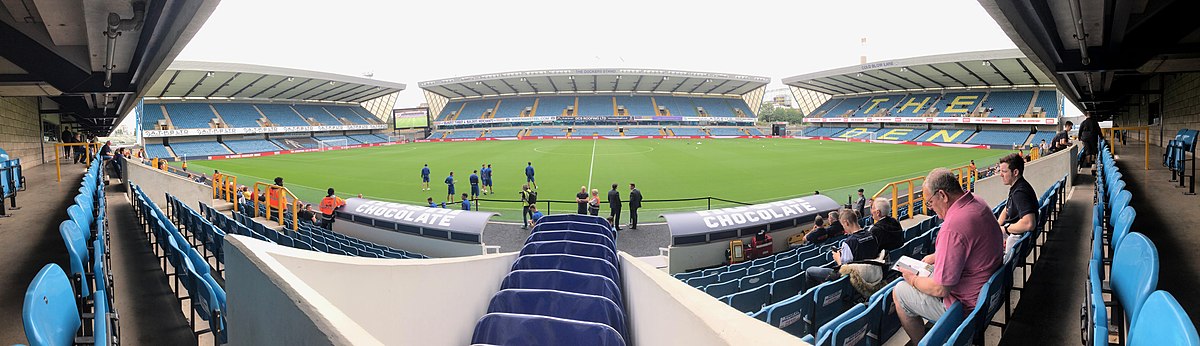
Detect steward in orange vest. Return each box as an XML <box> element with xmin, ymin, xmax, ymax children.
<box><xmin>319</xmin><ymin>187</ymin><xmax>346</xmax><ymax>229</ymax></box>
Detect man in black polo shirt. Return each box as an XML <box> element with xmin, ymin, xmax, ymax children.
<box><xmin>575</xmin><ymin>186</ymin><xmax>589</xmax><ymax>215</ymax></box>
<box><xmin>1051</xmin><ymin>121</ymin><xmax>1073</xmax><ymax>153</ymax></box>
<box><xmin>996</xmin><ymin>153</ymin><xmax>1039</xmax><ymax>260</ymax></box>
<box><xmin>868</xmin><ymin>198</ymin><xmax>904</xmax><ymax>251</ymax></box>
<box><xmin>806</xmin><ymin>209</ymin><xmax>880</xmax><ymax>286</ymax></box>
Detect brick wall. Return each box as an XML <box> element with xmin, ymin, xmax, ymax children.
<box><xmin>0</xmin><ymin>96</ymin><xmax>45</xmax><ymax>169</ymax></box>
<box><xmin>1118</xmin><ymin>72</ymin><xmax>1200</xmax><ymax>146</ymax></box>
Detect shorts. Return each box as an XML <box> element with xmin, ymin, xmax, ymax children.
<box><xmin>482</xmin><ymin>178</ymin><xmax>491</xmax><ymax>186</ymax></box>
<box><xmin>448</xmin><ymin>186</ymin><xmax>455</xmax><ymax>195</ymax></box>
<box><xmin>471</xmin><ymin>185</ymin><xmax>480</xmax><ymax>196</ymax></box>
<box><xmin>422</xmin><ymin>176</ymin><xmax>430</xmax><ymax>182</ymax></box>
<box><xmin>527</xmin><ymin>176</ymin><xmax>535</xmax><ymax>182</ymax></box>
<box><xmin>894</xmin><ymin>281</ymin><xmax>947</xmax><ymax>321</ymax></box>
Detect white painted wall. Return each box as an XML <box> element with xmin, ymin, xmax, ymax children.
<box><xmin>126</xmin><ymin>160</ymin><xmax>212</xmax><ymax>210</ymax></box>
<box><xmin>224</xmin><ymin>235</ymin><xmax>516</xmax><ymax>345</ymax></box>
<box><xmin>620</xmin><ymin>252</ymin><xmax>808</xmax><ymax>345</ymax></box>
<box><xmin>334</xmin><ymin>220</ymin><xmax>484</xmax><ymax>257</ymax></box>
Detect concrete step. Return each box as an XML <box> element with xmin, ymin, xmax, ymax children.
<box><xmin>251</xmin><ymin>216</ymin><xmax>284</xmax><ymax>232</ymax></box>
<box><xmin>211</xmin><ymin>199</ymin><xmax>233</xmax><ymax>212</ymax></box>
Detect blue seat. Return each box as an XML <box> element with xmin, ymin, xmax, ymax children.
<box><xmin>866</xmin><ymin>278</ymin><xmax>904</xmax><ymax>345</ymax></box>
<box><xmin>512</xmin><ymin>254</ymin><xmax>620</xmax><ymax>283</ymax></box>
<box><xmin>22</xmin><ymin>264</ymin><xmax>82</xmax><ymax>346</ymax></box>
<box><xmin>1085</xmin><ymin>260</ymin><xmax>1108</xmax><ymax>346</ymax></box>
<box><xmin>471</xmin><ymin>312</ymin><xmax>625</xmax><ymax>346</ymax></box>
<box><xmin>813</xmin><ymin>303</ymin><xmax>868</xmax><ymax>346</ymax></box>
<box><xmin>772</xmin><ymin>261</ymin><xmax>803</xmax><ymax>283</ymax></box>
<box><xmin>1129</xmin><ymin>291</ymin><xmax>1200</xmax><ymax>345</ymax></box>
<box><xmin>724</xmin><ymin>284</ymin><xmax>771</xmax><ymax>313</ymax></box>
<box><xmin>718</xmin><ymin>267</ymin><xmax>748</xmax><ymax>283</ymax></box>
<box><xmin>1111</xmin><ymin>232</ymin><xmax>1159</xmax><ymax>323</ymax></box>
<box><xmin>768</xmin><ymin>272</ymin><xmax>807</xmax><ymax>304</ymax></box>
<box><xmin>919</xmin><ymin>301</ymin><xmax>965</xmax><ymax>346</ymax></box>
<box><xmin>58</xmin><ymin>220</ymin><xmax>91</xmax><ymax>297</ymax></box>
<box><xmin>94</xmin><ymin>289</ymin><xmax>110</xmax><ymax>346</ymax></box>
<box><xmin>739</xmin><ymin>270</ymin><xmax>772</xmax><ymax>291</ymax></box>
<box><xmin>673</xmin><ymin>269</ymin><xmax>706</xmax><ymax>281</ymax></box>
<box><xmin>527</xmin><ymin>230</ymin><xmax>616</xmax><ymax>252</ymax></box>
<box><xmin>519</xmin><ymin>240</ymin><xmax>617</xmax><ymax>266</ymax></box>
<box><xmin>704</xmin><ymin>280</ymin><xmax>739</xmax><ymax>298</ymax></box>
<box><xmin>686</xmin><ymin>273</ymin><xmax>719</xmax><ymax>288</ymax></box>
<box><xmin>775</xmin><ymin>253</ymin><xmax>800</xmax><ymax>267</ymax></box>
<box><xmin>500</xmin><ymin>270</ymin><xmax>622</xmax><ymax>306</ymax></box>
<box><xmin>811</xmin><ymin>276</ymin><xmax>855</xmax><ymax>330</ymax></box>
<box><xmin>487</xmin><ymin>288</ymin><xmax>627</xmax><ymax>339</ymax></box>
<box><xmin>764</xmin><ymin>288</ymin><xmax>817</xmax><ymax>337</ymax></box>
<box><xmin>748</xmin><ymin>261</ymin><xmax>774</xmax><ymax>276</ymax></box>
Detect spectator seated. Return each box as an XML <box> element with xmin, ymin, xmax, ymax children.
<box><xmin>981</xmin><ymin>91</ymin><xmax>1034</xmax><ymax>117</ymax></box>
<box><xmin>164</xmin><ymin>103</ymin><xmax>218</xmax><ymax>129</ymax></box>
<box><xmin>966</xmin><ymin>130</ymin><xmax>1032</xmax><ymax>146</ymax></box>
<box><xmin>255</xmin><ymin>104</ymin><xmax>311</xmax><ymax>126</ymax></box>
<box><xmin>1029</xmin><ymin>131</ymin><xmax>1057</xmax><ymax>148</ymax></box>
<box><xmin>211</xmin><ymin>103</ymin><xmax>265</xmax><ymax>128</ymax></box>
<box><xmin>223</xmin><ymin>139</ymin><xmax>282</xmax><ymax>154</ymax></box>
<box><xmin>169</xmin><ymin>141</ymin><xmax>232</xmax><ymax>157</ymax></box>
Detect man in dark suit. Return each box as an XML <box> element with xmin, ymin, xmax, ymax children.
<box><xmin>608</xmin><ymin>183</ymin><xmax>622</xmax><ymax>230</ymax></box>
<box><xmin>628</xmin><ymin>183</ymin><xmax>642</xmax><ymax>229</ymax></box>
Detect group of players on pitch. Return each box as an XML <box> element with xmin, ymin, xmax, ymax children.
<box><xmin>420</xmin><ymin>162</ymin><xmax>538</xmax><ymax>211</ymax></box>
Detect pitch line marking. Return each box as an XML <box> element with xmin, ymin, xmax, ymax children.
<box><xmin>587</xmin><ymin>138</ymin><xmax>598</xmax><ymax>190</ymax></box>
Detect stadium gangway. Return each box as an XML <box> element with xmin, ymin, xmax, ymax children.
<box><xmin>251</xmin><ymin>182</ymin><xmax>301</xmax><ymax>232</ymax></box>
<box><xmin>872</xmin><ymin>163</ymin><xmax>975</xmax><ymax>220</ymax></box>
<box><xmin>1100</xmin><ymin>126</ymin><xmax>1153</xmax><ymax>170</ymax></box>
<box><xmin>53</xmin><ymin>142</ymin><xmax>104</xmax><ymax>182</ymax></box>
<box><xmin>211</xmin><ymin>173</ymin><xmax>238</xmax><ymax>212</ymax></box>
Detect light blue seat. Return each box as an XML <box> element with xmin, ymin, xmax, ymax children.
<box><xmin>1085</xmin><ymin>260</ymin><xmax>1108</xmax><ymax>346</ymax></box>
<box><xmin>513</xmin><ymin>253</ymin><xmax>620</xmax><ymax>284</ymax></box>
<box><xmin>487</xmin><ymin>288</ymin><xmax>627</xmax><ymax>339</ymax></box>
<box><xmin>1111</xmin><ymin>232</ymin><xmax>1159</xmax><ymax>324</ymax></box>
<box><xmin>1129</xmin><ymin>291</ymin><xmax>1200</xmax><ymax>345</ymax></box>
<box><xmin>919</xmin><ymin>301</ymin><xmax>964</xmax><ymax>346</ymax></box>
<box><xmin>471</xmin><ymin>312</ymin><xmax>625</xmax><ymax>346</ymax></box>
<box><xmin>704</xmin><ymin>280</ymin><xmax>739</xmax><ymax>298</ymax></box>
<box><xmin>500</xmin><ymin>269</ymin><xmax>621</xmax><ymax>306</ymax></box>
<box><xmin>673</xmin><ymin>269</ymin><xmax>706</xmax><ymax>281</ymax></box>
<box><xmin>58</xmin><ymin>220</ymin><xmax>91</xmax><ymax>297</ymax></box>
<box><xmin>866</xmin><ymin>278</ymin><xmax>904</xmax><ymax>345</ymax></box>
<box><xmin>22</xmin><ymin>264</ymin><xmax>81</xmax><ymax>346</ymax></box>
<box><xmin>724</xmin><ymin>284</ymin><xmax>771</xmax><ymax>313</ymax></box>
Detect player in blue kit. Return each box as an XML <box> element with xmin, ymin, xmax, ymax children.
<box><xmin>445</xmin><ymin>171</ymin><xmax>455</xmax><ymax>203</ymax></box>
<box><xmin>525</xmin><ymin>162</ymin><xmax>536</xmax><ymax>189</ymax></box>
<box><xmin>469</xmin><ymin>170</ymin><xmax>481</xmax><ymax>199</ymax></box>
<box><xmin>480</xmin><ymin>164</ymin><xmax>491</xmax><ymax>195</ymax></box>
<box><xmin>421</xmin><ymin>164</ymin><xmax>431</xmax><ymax>191</ymax></box>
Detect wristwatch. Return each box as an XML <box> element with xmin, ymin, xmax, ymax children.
<box><xmin>1003</xmin><ymin>224</ymin><xmax>1010</xmax><ymax>234</ymax></box>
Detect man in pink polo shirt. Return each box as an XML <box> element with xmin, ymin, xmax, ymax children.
<box><xmin>894</xmin><ymin>168</ymin><xmax>1003</xmax><ymax>343</ymax></box>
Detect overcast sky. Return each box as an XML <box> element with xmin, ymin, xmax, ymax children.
<box><xmin>176</xmin><ymin>1</ymin><xmax>1028</xmax><ymax>103</ymax></box>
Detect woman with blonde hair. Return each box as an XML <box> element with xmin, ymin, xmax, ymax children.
<box><xmin>587</xmin><ymin>189</ymin><xmax>601</xmax><ymax>216</ymax></box>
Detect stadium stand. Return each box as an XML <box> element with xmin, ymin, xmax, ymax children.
<box><xmin>577</xmin><ymin>96</ymin><xmax>614</xmax><ymax>116</ymax></box>
<box><xmin>1028</xmin><ymin>131</ymin><xmax>1057</xmax><ymax>147</ymax></box>
<box><xmin>655</xmin><ymin>96</ymin><xmax>697</xmax><ymax>116</ymax></box>
<box><xmin>708</xmin><ymin>127</ymin><xmax>744</xmax><ymax>136</ymax></box>
<box><xmin>936</xmin><ymin>92</ymin><xmax>987</xmax><ymax>116</ymax></box>
<box><xmin>472</xmin><ymin>215</ymin><xmax>626</xmax><ymax>345</ymax></box>
<box><xmin>980</xmin><ymin>91</ymin><xmax>1034</xmax><ymax>117</ymax></box>
<box><xmin>729</xmin><ymin>99</ymin><xmax>756</xmax><ymax>117</ymax></box>
<box><xmin>672</xmin><ymin>127</ymin><xmax>707</xmax><ymax>136</ymax></box>
<box><xmin>529</xmin><ymin>127</ymin><xmax>568</xmax><ymax>137</ymax></box>
<box><xmin>1032</xmin><ymin>91</ymin><xmax>1059</xmax><ymax>117</ymax></box>
<box><xmin>142</xmin><ymin>104</ymin><xmax>168</xmax><ymax>130</ymax></box>
<box><xmin>917</xmin><ymin>128</ymin><xmax>975</xmax><ymax>143</ymax></box>
<box><xmin>573</xmin><ymin>128</ymin><xmax>620</xmax><ymax>137</ymax></box>
<box><xmin>484</xmin><ymin>129</ymin><xmax>522</xmax><ymax>138</ymax></box>
<box><xmin>823</xmin><ymin>97</ymin><xmax>869</xmax><ymax>118</ymax></box>
<box><xmin>314</xmin><ymin>135</ymin><xmax>357</xmax><ymax>145</ymax></box>
<box><xmin>211</xmin><ymin>103</ymin><xmax>264</xmax><ymax>128</ymax></box>
<box><xmin>535</xmin><ymin>97</ymin><xmax>574</xmax><ymax>117</ymax></box>
<box><xmin>832</xmin><ymin>127</ymin><xmax>879</xmax><ymax>139</ymax></box>
<box><xmin>457</xmin><ymin>100</ymin><xmax>495</xmax><ymax>120</ymax></box>
<box><xmin>494</xmin><ymin>97</ymin><xmax>536</xmax><ymax>118</ymax></box>
<box><xmin>271</xmin><ymin>137</ymin><xmax>319</xmax><ymax>150</ymax></box>
<box><xmin>623</xmin><ymin>127</ymin><xmax>661</xmax><ymax>136</ymax></box>
<box><xmin>614</xmin><ymin>96</ymin><xmax>655</xmax><ymax>116</ymax></box>
<box><xmin>965</xmin><ymin>130</ymin><xmax>1032</xmax><ymax>146</ymax></box>
<box><xmin>294</xmin><ymin>105</ymin><xmax>343</xmax><ymax>126</ymax></box>
<box><xmin>325</xmin><ymin>106</ymin><xmax>369</xmax><ymax>125</ymax></box>
<box><xmin>802</xmin><ymin>127</ymin><xmax>847</xmax><ymax>137</ymax></box>
<box><xmin>144</xmin><ymin>144</ymin><xmax>173</xmax><ymax>158</ymax></box>
<box><xmin>222</xmin><ymin>140</ymin><xmax>282</xmax><ymax>154</ymax></box>
<box><xmin>438</xmin><ymin>100</ymin><xmax>465</xmax><ymax>120</ymax></box>
<box><xmin>23</xmin><ymin>159</ymin><xmax>117</xmax><ymax>346</ymax></box>
<box><xmin>892</xmin><ymin>93</ymin><xmax>941</xmax><ymax>116</ymax></box>
<box><xmin>853</xmin><ymin>94</ymin><xmax>906</xmax><ymax>117</ymax></box>
<box><xmin>169</xmin><ymin>141</ymin><xmax>232</xmax><ymax>157</ymax></box>
<box><xmin>164</xmin><ymin>103</ymin><xmax>218</xmax><ymax>129</ymax></box>
<box><xmin>808</xmin><ymin>98</ymin><xmax>844</xmax><ymax>118</ymax></box>
<box><xmin>873</xmin><ymin>128</ymin><xmax>928</xmax><ymax>142</ymax></box>
<box><xmin>255</xmin><ymin>104</ymin><xmax>311</xmax><ymax>126</ymax></box>
<box><xmin>446</xmin><ymin>131</ymin><xmax>483</xmax><ymax>139</ymax></box>
<box><xmin>747</xmin><ymin>128</ymin><xmax>767</xmax><ymax>136</ymax></box>
<box><xmin>692</xmin><ymin>98</ymin><xmax>736</xmax><ymax>117</ymax></box>
<box><xmin>348</xmin><ymin>134</ymin><xmax>388</xmax><ymax>144</ymax></box>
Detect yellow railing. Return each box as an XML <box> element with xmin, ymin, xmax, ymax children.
<box><xmin>252</xmin><ymin>182</ymin><xmax>300</xmax><ymax>232</ymax></box>
<box><xmin>872</xmin><ymin>164</ymin><xmax>975</xmax><ymax>219</ymax></box>
<box><xmin>1101</xmin><ymin>126</ymin><xmax>1151</xmax><ymax>170</ymax></box>
<box><xmin>212</xmin><ymin>173</ymin><xmax>239</xmax><ymax>212</ymax></box>
<box><xmin>53</xmin><ymin>142</ymin><xmax>104</xmax><ymax>182</ymax></box>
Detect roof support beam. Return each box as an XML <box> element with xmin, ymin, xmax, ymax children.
<box><xmin>206</xmin><ymin>72</ymin><xmax>241</xmax><ymax>98</ymax></box>
<box><xmin>953</xmin><ymin>62</ymin><xmax>991</xmax><ymax>86</ymax></box>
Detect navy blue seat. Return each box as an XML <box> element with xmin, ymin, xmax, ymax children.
<box><xmin>487</xmin><ymin>288</ymin><xmax>627</xmax><ymax>339</ymax></box>
<box><xmin>471</xmin><ymin>312</ymin><xmax>625</xmax><ymax>346</ymax></box>
<box><xmin>811</xmin><ymin>276</ymin><xmax>856</xmax><ymax>330</ymax></box>
<box><xmin>724</xmin><ymin>284</ymin><xmax>771</xmax><ymax>313</ymax></box>
<box><xmin>686</xmin><ymin>273</ymin><xmax>719</xmax><ymax>288</ymax></box>
<box><xmin>763</xmin><ymin>286</ymin><xmax>817</xmax><ymax>337</ymax></box>
<box><xmin>739</xmin><ymin>270</ymin><xmax>772</xmax><ymax>291</ymax></box>
<box><xmin>22</xmin><ymin>264</ymin><xmax>82</xmax><ymax>346</ymax></box>
<box><xmin>527</xmin><ymin>230</ymin><xmax>616</xmax><ymax>252</ymax></box>
<box><xmin>704</xmin><ymin>280</ymin><xmax>739</xmax><ymax>298</ymax></box>
<box><xmin>519</xmin><ymin>240</ymin><xmax>617</xmax><ymax>266</ymax></box>
<box><xmin>813</xmin><ymin>303</ymin><xmax>868</xmax><ymax>346</ymax></box>
<box><xmin>500</xmin><ymin>269</ymin><xmax>622</xmax><ymax>306</ymax></box>
<box><xmin>511</xmin><ymin>254</ymin><xmax>620</xmax><ymax>284</ymax></box>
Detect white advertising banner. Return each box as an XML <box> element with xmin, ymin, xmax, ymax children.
<box><xmin>143</xmin><ymin>124</ymin><xmax>388</xmax><ymax>138</ymax></box>
<box><xmin>804</xmin><ymin>117</ymin><xmax>1058</xmax><ymax>125</ymax></box>
<box><xmin>434</xmin><ymin>116</ymin><xmax>557</xmax><ymax>126</ymax></box>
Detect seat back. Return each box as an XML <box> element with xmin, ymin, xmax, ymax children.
<box><xmin>1112</xmin><ymin>232</ymin><xmax>1159</xmax><ymax>322</ymax></box>
<box><xmin>725</xmin><ymin>284</ymin><xmax>772</xmax><ymax>313</ymax></box>
<box><xmin>919</xmin><ymin>301</ymin><xmax>965</xmax><ymax>346</ymax></box>
<box><xmin>686</xmin><ymin>273</ymin><xmax>719</xmax><ymax>288</ymax></box>
<box><xmin>471</xmin><ymin>312</ymin><xmax>625</xmax><ymax>346</ymax></box>
<box><xmin>718</xmin><ymin>267</ymin><xmax>748</xmax><ymax>283</ymax></box>
<box><xmin>769</xmin><ymin>272</ymin><xmax>807</xmax><ymax>304</ymax></box>
<box><xmin>704</xmin><ymin>280</ymin><xmax>739</xmax><ymax>298</ymax></box>
<box><xmin>512</xmin><ymin>254</ymin><xmax>620</xmax><ymax>283</ymax></box>
<box><xmin>22</xmin><ymin>264</ymin><xmax>82</xmax><ymax>346</ymax></box>
<box><xmin>1129</xmin><ymin>291</ymin><xmax>1200</xmax><ymax>346</ymax></box>
<box><xmin>811</xmin><ymin>276</ymin><xmax>855</xmax><ymax>331</ymax></box>
<box><xmin>739</xmin><ymin>269</ymin><xmax>772</xmax><ymax>291</ymax></box>
<box><xmin>487</xmin><ymin>288</ymin><xmax>627</xmax><ymax>339</ymax></box>
<box><xmin>772</xmin><ymin>260</ymin><xmax>803</xmax><ymax>283</ymax></box>
<box><xmin>500</xmin><ymin>269</ymin><xmax>622</xmax><ymax>305</ymax></box>
<box><xmin>765</xmin><ymin>289</ymin><xmax>817</xmax><ymax>337</ymax></box>
<box><xmin>1110</xmin><ymin>206</ymin><xmax>1135</xmax><ymax>250</ymax></box>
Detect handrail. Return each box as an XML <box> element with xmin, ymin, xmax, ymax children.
<box><xmin>212</xmin><ymin>173</ymin><xmax>238</xmax><ymax>212</ymax></box>
<box><xmin>53</xmin><ymin>142</ymin><xmax>104</xmax><ymax>182</ymax></box>
<box><xmin>872</xmin><ymin>164</ymin><xmax>975</xmax><ymax>219</ymax></box>
<box><xmin>252</xmin><ymin>182</ymin><xmax>300</xmax><ymax>232</ymax></box>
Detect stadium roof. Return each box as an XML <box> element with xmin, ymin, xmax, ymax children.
<box><xmin>419</xmin><ymin>68</ymin><xmax>769</xmax><ymax>100</ymax></box>
<box><xmin>783</xmin><ymin>49</ymin><xmax>1056</xmax><ymax>96</ymax></box>
<box><xmin>145</xmin><ymin>61</ymin><xmax>406</xmax><ymax>104</ymax></box>
<box><xmin>0</xmin><ymin>0</ymin><xmax>219</xmax><ymax>134</ymax></box>
<box><xmin>981</xmin><ymin>0</ymin><xmax>1200</xmax><ymax>114</ymax></box>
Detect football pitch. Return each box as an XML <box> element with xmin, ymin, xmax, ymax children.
<box><xmin>183</xmin><ymin>139</ymin><xmax>1012</xmax><ymax>222</ymax></box>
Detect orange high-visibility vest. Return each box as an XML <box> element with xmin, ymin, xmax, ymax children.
<box><xmin>268</xmin><ymin>186</ymin><xmax>285</xmax><ymax>209</ymax></box>
<box><xmin>319</xmin><ymin>196</ymin><xmax>345</xmax><ymax>216</ymax></box>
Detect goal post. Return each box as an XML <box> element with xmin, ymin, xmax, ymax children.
<box><xmin>387</xmin><ymin>134</ymin><xmax>406</xmax><ymax>143</ymax></box>
<box><xmin>317</xmin><ymin>138</ymin><xmax>348</xmax><ymax>151</ymax></box>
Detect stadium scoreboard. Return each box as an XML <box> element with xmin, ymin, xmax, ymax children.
<box><xmin>393</xmin><ymin>107</ymin><xmax>430</xmax><ymax>129</ymax></box>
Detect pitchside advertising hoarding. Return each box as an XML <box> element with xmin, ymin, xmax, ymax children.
<box><xmin>336</xmin><ymin>198</ymin><xmax>496</xmax><ymax>242</ymax></box>
<box><xmin>393</xmin><ymin>107</ymin><xmax>430</xmax><ymax>129</ymax></box>
<box><xmin>662</xmin><ymin>195</ymin><xmax>841</xmax><ymax>245</ymax></box>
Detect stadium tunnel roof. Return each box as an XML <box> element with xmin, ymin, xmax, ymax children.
<box><xmin>146</xmin><ymin>61</ymin><xmax>406</xmax><ymax>104</ymax></box>
<box><xmin>0</xmin><ymin>0</ymin><xmax>219</xmax><ymax>134</ymax></box>
<box><xmin>419</xmin><ymin>68</ymin><xmax>769</xmax><ymax>100</ymax></box>
<box><xmin>783</xmin><ymin>49</ymin><xmax>1057</xmax><ymax>96</ymax></box>
<box><xmin>980</xmin><ymin>0</ymin><xmax>1200</xmax><ymax>114</ymax></box>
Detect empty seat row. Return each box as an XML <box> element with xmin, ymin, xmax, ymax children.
<box><xmin>0</xmin><ymin>147</ymin><xmax>25</xmax><ymax>216</ymax></box>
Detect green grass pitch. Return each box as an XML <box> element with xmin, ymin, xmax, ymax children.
<box><xmin>182</xmin><ymin>139</ymin><xmax>1011</xmax><ymax>222</ymax></box>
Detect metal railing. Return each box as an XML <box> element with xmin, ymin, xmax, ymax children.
<box><xmin>872</xmin><ymin>164</ymin><xmax>975</xmax><ymax>219</ymax></box>
<box><xmin>212</xmin><ymin>173</ymin><xmax>238</xmax><ymax>212</ymax></box>
<box><xmin>252</xmin><ymin>182</ymin><xmax>300</xmax><ymax>231</ymax></box>
<box><xmin>471</xmin><ymin>195</ymin><xmax>753</xmax><ymax>215</ymax></box>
